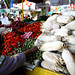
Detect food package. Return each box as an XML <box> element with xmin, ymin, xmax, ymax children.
<box><xmin>64</xmin><ymin>35</ymin><xmax>75</xmax><ymax>45</ymax></box>
<box><xmin>62</xmin><ymin>49</ymin><xmax>75</xmax><ymax>75</ymax></box>
<box><xmin>57</xmin><ymin>15</ymin><xmax>74</xmax><ymax>24</ymax></box>
<box><xmin>68</xmin><ymin>45</ymin><xmax>75</xmax><ymax>53</ymax></box>
<box><xmin>62</xmin><ymin>10</ymin><xmax>75</xmax><ymax>17</ymax></box>
<box><xmin>40</xmin><ymin>41</ymin><xmax>64</xmax><ymax>51</ymax></box>
<box><xmin>37</xmin><ymin>34</ymin><xmax>61</xmax><ymax>42</ymax></box>
<box><xmin>65</xmin><ymin>20</ymin><xmax>75</xmax><ymax>30</ymax></box>
<box><xmin>42</xmin><ymin>52</ymin><xmax>64</xmax><ymax>65</ymax></box>
<box><xmin>72</xmin><ymin>31</ymin><xmax>75</xmax><ymax>35</ymax></box>
<box><xmin>41</xmin><ymin>61</ymin><xmax>68</xmax><ymax>74</ymax></box>
<box><xmin>51</xmin><ymin>27</ymin><xmax>69</xmax><ymax>37</ymax></box>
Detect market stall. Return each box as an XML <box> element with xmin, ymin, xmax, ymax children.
<box><xmin>0</xmin><ymin>0</ymin><xmax>75</xmax><ymax>75</ymax></box>
<box><xmin>0</xmin><ymin>9</ymin><xmax>75</xmax><ymax>75</ymax></box>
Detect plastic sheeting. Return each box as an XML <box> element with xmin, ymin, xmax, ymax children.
<box><xmin>50</xmin><ymin>0</ymin><xmax>69</xmax><ymax>6</ymax></box>
<box><xmin>50</xmin><ymin>0</ymin><xmax>75</xmax><ymax>6</ymax></box>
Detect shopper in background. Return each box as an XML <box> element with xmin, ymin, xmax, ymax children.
<box><xmin>15</xmin><ymin>15</ymin><xmax>21</xmax><ymax>21</ymax></box>
<box><xmin>27</xmin><ymin>14</ymin><xmax>30</xmax><ymax>19</ymax></box>
<box><xmin>8</xmin><ymin>16</ymin><xmax>14</xmax><ymax>22</ymax></box>
<box><xmin>1</xmin><ymin>13</ymin><xmax>10</xmax><ymax>25</ymax></box>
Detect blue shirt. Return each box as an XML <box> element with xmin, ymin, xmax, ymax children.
<box><xmin>0</xmin><ymin>53</ymin><xmax>26</xmax><ymax>75</ymax></box>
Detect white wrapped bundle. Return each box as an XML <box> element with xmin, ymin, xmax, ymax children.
<box><xmin>40</xmin><ymin>29</ymin><xmax>50</xmax><ymax>33</ymax></box>
<box><xmin>40</xmin><ymin>41</ymin><xmax>64</xmax><ymax>51</ymax></box>
<box><xmin>34</xmin><ymin>39</ymin><xmax>44</xmax><ymax>49</ymax></box>
<box><xmin>52</xmin><ymin>23</ymin><xmax>60</xmax><ymax>30</ymax></box>
<box><xmin>42</xmin><ymin>20</ymin><xmax>61</xmax><ymax>31</ymax></box>
<box><xmin>62</xmin><ymin>11</ymin><xmax>75</xmax><ymax>17</ymax></box>
<box><xmin>37</xmin><ymin>33</ymin><xmax>61</xmax><ymax>42</ymax></box>
<box><xmin>57</xmin><ymin>15</ymin><xmax>74</xmax><ymax>24</ymax></box>
<box><xmin>64</xmin><ymin>35</ymin><xmax>75</xmax><ymax>45</ymax></box>
<box><xmin>46</xmin><ymin>14</ymin><xmax>58</xmax><ymax>22</ymax></box>
<box><xmin>42</xmin><ymin>52</ymin><xmax>64</xmax><ymax>65</ymax></box>
<box><xmin>52</xmin><ymin>27</ymin><xmax>69</xmax><ymax>37</ymax></box>
<box><xmin>41</xmin><ymin>23</ymin><xmax>60</xmax><ymax>33</ymax></box>
<box><xmin>68</xmin><ymin>45</ymin><xmax>75</xmax><ymax>53</ymax></box>
<box><xmin>41</xmin><ymin>21</ymin><xmax>53</xmax><ymax>31</ymax></box>
<box><xmin>65</xmin><ymin>21</ymin><xmax>75</xmax><ymax>30</ymax></box>
<box><xmin>41</xmin><ymin>15</ymin><xmax>59</xmax><ymax>32</ymax></box>
<box><xmin>62</xmin><ymin>49</ymin><xmax>75</xmax><ymax>75</ymax></box>
<box><xmin>72</xmin><ymin>31</ymin><xmax>75</xmax><ymax>35</ymax></box>
<box><xmin>41</xmin><ymin>61</ymin><xmax>50</xmax><ymax>70</ymax></box>
<box><xmin>41</xmin><ymin>61</ymin><xmax>68</xmax><ymax>73</ymax></box>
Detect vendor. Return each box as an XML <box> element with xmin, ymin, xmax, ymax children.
<box><xmin>0</xmin><ymin>38</ymin><xmax>39</xmax><ymax>75</ymax></box>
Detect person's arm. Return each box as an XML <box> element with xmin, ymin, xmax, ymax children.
<box><xmin>0</xmin><ymin>46</ymin><xmax>39</xmax><ymax>75</ymax></box>
<box><xmin>24</xmin><ymin>46</ymin><xmax>39</xmax><ymax>59</ymax></box>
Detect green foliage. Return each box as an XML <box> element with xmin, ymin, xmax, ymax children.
<box><xmin>26</xmin><ymin>50</ymin><xmax>43</xmax><ymax>65</ymax></box>
<box><xmin>22</xmin><ymin>38</ymin><xmax>36</xmax><ymax>51</ymax></box>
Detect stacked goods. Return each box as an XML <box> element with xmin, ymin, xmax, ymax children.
<box><xmin>34</xmin><ymin>13</ymin><xmax>75</xmax><ymax>75</ymax></box>
<box><xmin>40</xmin><ymin>15</ymin><xmax>64</xmax><ymax>33</ymax></box>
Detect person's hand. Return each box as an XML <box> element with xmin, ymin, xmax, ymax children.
<box><xmin>24</xmin><ymin>46</ymin><xmax>39</xmax><ymax>59</ymax></box>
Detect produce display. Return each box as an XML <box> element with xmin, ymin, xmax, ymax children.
<box><xmin>9</xmin><ymin>21</ymin><xmax>28</xmax><ymax>32</ymax></box>
<box><xmin>26</xmin><ymin>50</ymin><xmax>43</xmax><ymax>65</ymax></box>
<box><xmin>62</xmin><ymin>49</ymin><xmax>75</xmax><ymax>75</ymax></box>
<box><xmin>34</xmin><ymin>12</ymin><xmax>75</xmax><ymax>75</ymax></box>
<box><xmin>1</xmin><ymin>21</ymin><xmax>43</xmax><ymax>65</ymax></box>
<box><xmin>2</xmin><ymin>32</ymin><xmax>25</xmax><ymax>56</ymax></box>
<box><xmin>14</xmin><ymin>38</ymin><xmax>43</xmax><ymax>65</ymax></box>
<box><xmin>18</xmin><ymin>22</ymin><xmax>42</xmax><ymax>38</ymax></box>
<box><xmin>1</xmin><ymin>10</ymin><xmax>75</xmax><ymax>75</ymax></box>
<box><xmin>2</xmin><ymin>33</ymin><xmax>43</xmax><ymax>64</ymax></box>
